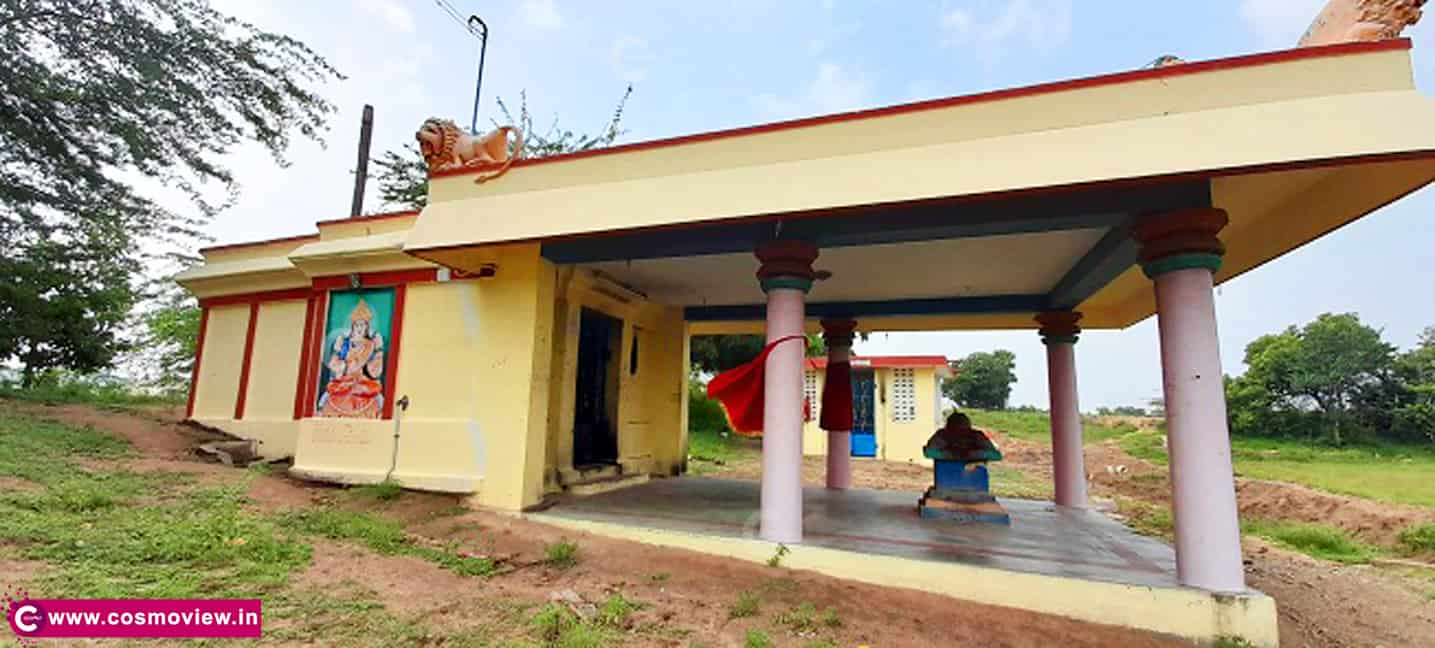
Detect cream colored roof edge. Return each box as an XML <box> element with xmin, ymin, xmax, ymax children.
<box><xmin>406</xmin><ymin>87</ymin><xmax>1435</xmax><ymax>254</ymax></box>
<box><xmin>290</xmin><ymin>230</ymin><xmax>407</xmax><ymax>260</ymax></box>
<box><xmin>174</xmin><ymin>256</ymin><xmax>296</xmax><ymax>285</ymax></box>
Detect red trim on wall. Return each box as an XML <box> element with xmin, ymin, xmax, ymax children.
<box><xmin>199</xmin><ymin>234</ymin><xmax>319</xmax><ymax>255</ymax></box>
<box><xmin>310</xmin><ymin>268</ymin><xmax>439</xmax><ymax>291</ymax></box>
<box><xmin>381</xmin><ymin>283</ymin><xmax>408</xmax><ymax>420</ymax></box>
<box><xmin>806</xmin><ymin>355</ymin><xmax>950</xmax><ymax>370</ymax></box>
<box><xmin>314</xmin><ymin>209</ymin><xmax>420</xmax><ymax>228</ymax></box>
<box><xmin>199</xmin><ymin>287</ymin><xmax>312</xmax><ymax>308</ymax></box>
<box><xmin>185</xmin><ymin>306</ymin><xmax>212</xmax><ymax>420</ymax></box>
<box><xmin>430</xmin><ymin>39</ymin><xmax>1412</xmax><ymax>181</ymax></box>
<box><xmin>292</xmin><ymin>295</ymin><xmax>318</xmax><ymax>420</ymax></box>
<box><xmin>302</xmin><ymin>291</ymin><xmax>329</xmax><ymax>419</ymax></box>
<box><xmin>233</xmin><ymin>303</ymin><xmax>261</xmax><ymax>420</ymax></box>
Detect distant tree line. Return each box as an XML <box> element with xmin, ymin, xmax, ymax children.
<box><xmin>942</xmin><ymin>350</ymin><xmax>1017</xmax><ymax>410</ymax></box>
<box><xmin>1226</xmin><ymin>313</ymin><xmax>1435</xmax><ymax>446</ymax></box>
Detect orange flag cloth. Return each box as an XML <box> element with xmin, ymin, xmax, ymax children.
<box><xmin>705</xmin><ymin>335</ymin><xmax>806</xmax><ymax>436</ymax></box>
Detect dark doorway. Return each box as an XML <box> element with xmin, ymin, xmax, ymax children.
<box><xmin>850</xmin><ymin>370</ymin><xmax>877</xmax><ymax>457</ymax></box>
<box><xmin>574</xmin><ymin>308</ymin><xmax>622</xmax><ymax>467</ymax></box>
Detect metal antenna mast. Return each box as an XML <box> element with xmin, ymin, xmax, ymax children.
<box><xmin>466</xmin><ymin>15</ymin><xmax>489</xmax><ymax>134</ymax></box>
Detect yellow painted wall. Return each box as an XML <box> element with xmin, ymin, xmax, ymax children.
<box><xmin>190</xmin><ymin>304</ymin><xmax>250</xmax><ymax>420</ymax></box>
<box><xmin>544</xmin><ymin>270</ymin><xmax>689</xmax><ymax>488</ymax></box>
<box><xmin>802</xmin><ymin>365</ymin><xmax>943</xmax><ymax>464</ymax></box>
<box><xmin>227</xmin><ymin>299</ymin><xmax>306</xmax><ymax>457</ymax></box>
<box><xmin>289</xmin><ymin>244</ymin><xmax>558</xmax><ymax>509</ymax></box>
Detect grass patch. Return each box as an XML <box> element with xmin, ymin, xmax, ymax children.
<box><xmin>597</xmin><ymin>592</ymin><xmax>638</xmax><ymax>627</ymax></box>
<box><xmin>728</xmin><ymin>590</ymin><xmax>761</xmax><ymax>618</ymax></box>
<box><xmin>774</xmin><ymin>601</ymin><xmax>839</xmax><ymax>633</ymax></box>
<box><xmin>744</xmin><ymin>629</ymin><xmax>774</xmax><ymax>648</ymax></box>
<box><xmin>351</xmin><ymin>479</ymin><xmax>405</xmax><ymax>502</ymax></box>
<box><xmin>530</xmin><ymin>602</ymin><xmax>617</xmax><ymax>647</ymax></box>
<box><xmin>766</xmin><ymin>542</ymin><xmax>790</xmax><ymax>568</ymax></box>
<box><xmin>1398</xmin><ymin>523</ymin><xmax>1435</xmax><ymax>555</ymax></box>
<box><xmin>1</xmin><ymin>374</ymin><xmax>183</xmax><ymax>409</ymax></box>
<box><xmin>544</xmin><ymin>539</ymin><xmax>579</xmax><ymax>569</ymax></box>
<box><xmin>1115</xmin><ymin>497</ymin><xmax>1174</xmax><ymax>539</ymax></box>
<box><xmin>278</xmin><ymin>507</ymin><xmax>497</xmax><ymax>577</ymax></box>
<box><xmin>989</xmin><ymin>464</ymin><xmax>1055</xmax><ymax>500</ymax></box>
<box><xmin>965</xmin><ymin>409</ymin><xmax>1137</xmax><ymax>444</ymax></box>
<box><xmin>1243</xmin><ymin>519</ymin><xmax>1376</xmax><ymax>564</ymax></box>
<box><xmin>1117</xmin><ymin>428</ymin><xmax>1169</xmax><ymax>464</ymax></box>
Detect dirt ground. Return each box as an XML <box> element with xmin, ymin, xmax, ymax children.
<box><xmin>9</xmin><ymin>402</ymin><xmax>1189</xmax><ymax>647</ymax></box>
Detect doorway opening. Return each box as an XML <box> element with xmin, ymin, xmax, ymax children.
<box><xmin>573</xmin><ymin>307</ymin><xmax>622</xmax><ymax>467</ymax></box>
<box><xmin>850</xmin><ymin>369</ymin><xmax>877</xmax><ymax>457</ymax></box>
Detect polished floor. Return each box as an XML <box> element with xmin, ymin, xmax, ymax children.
<box><xmin>541</xmin><ymin>477</ymin><xmax>1178</xmax><ymax>588</ymax></box>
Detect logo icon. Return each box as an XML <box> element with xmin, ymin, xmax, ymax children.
<box><xmin>4</xmin><ymin>587</ymin><xmax>43</xmax><ymax>646</ymax></box>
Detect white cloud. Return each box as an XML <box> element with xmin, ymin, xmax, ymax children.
<box><xmin>519</xmin><ymin>0</ymin><xmax>564</xmax><ymax>29</ymax></box>
<box><xmin>939</xmin><ymin>0</ymin><xmax>1072</xmax><ymax>57</ymax></box>
<box><xmin>610</xmin><ymin>35</ymin><xmax>653</xmax><ymax>83</ymax></box>
<box><xmin>1239</xmin><ymin>0</ymin><xmax>1325</xmax><ymax>47</ymax></box>
<box><xmin>355</xmin><ymin>0</ymin><xmax>414</xmax><ymax>34</ymax></box>
<box><xmin>750</xmin><ymin>62</ymin><xmax>869</xmax><ymax>120</ymax></box>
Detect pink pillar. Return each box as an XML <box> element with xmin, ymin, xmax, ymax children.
<box><xmin>1037</xmin><ymin>311</ymin><xmax>1087</xmax><ymax>508</ymax></box>
<box><xmin>1135</xmin><ymin>208</ymin><xmax>1245</xmax><ymax>592</ymax></box>
<box><xmin>756</xmin><ymin>241</ymin><xmax>819</xmax><ymax>544</ymax></box>
<box><xmin>820</xmin><ymin>318</ymin><xmax>857</xmax><ymax>490</ymax></box>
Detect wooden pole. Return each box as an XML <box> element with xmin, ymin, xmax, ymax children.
<box><xmin>349</xmin><ymin>104</ymin><xmax>374</xmax><ymax>218</ymax></box>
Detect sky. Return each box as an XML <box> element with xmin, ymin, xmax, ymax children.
<box><xmin>201</xmin><ymin>0</ymin><xmax>1435</xmax><ymax>411</ymax></box>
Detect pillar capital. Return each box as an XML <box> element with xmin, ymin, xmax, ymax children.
<box><xmin>1131</xmin><ymin>208</ymin><xmax>1229</xmax><ymax>279</ymax></box>
<box><xmin>756</xmin><ymin>240</ymin><xmax>819</xmax><ymax>293</ymax></box>
<box><xmin>1035</xmin><ymin>311</ymin><xmax>1082</xmax><ymax>345</ymax></box>
<box><xmin>819</xmin><ymin>317</ymin><xmax>857</xmax><ymax>349</ymax></box>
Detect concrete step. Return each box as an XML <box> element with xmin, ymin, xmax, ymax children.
<box><xmin>565</xmin><ymin>472</ymin><xmax>650</xmax><ymax>497</ymax></box>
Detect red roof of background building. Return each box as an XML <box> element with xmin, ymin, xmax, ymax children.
<box><xmin>806</xmin><ymin>355</ymin><xmax>950</xmax><ymax>370</ymax></box>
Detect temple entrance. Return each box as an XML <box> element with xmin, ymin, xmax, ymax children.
<box><xmin>850</xmin><ymin>370</ymin><xmax>876</xmax><ymax>457</ymax></box>
<box><xmin>573</xmin><ymin>308</ymin><xmax>622</xmax><ymax>467</ymax></box>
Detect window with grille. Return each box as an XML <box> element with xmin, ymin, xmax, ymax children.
<box><xmin>891</xmin><ymin>368</ymin><xmax>917</xmax><ymax>422</ymax></box>
<box><xmin>803</xmin><ymin>370</ymin><xmax>820</xmax><ymax>422</ymax></box>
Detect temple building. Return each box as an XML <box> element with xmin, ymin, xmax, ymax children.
<box><xmin>802</xmin><ymin>355</ymin><xmax>951</xmax><ymax>463</ymax></box>
<box><xmin>179</xmin><ymin>13</ymin><xmax>1435</xmax><ymax>644</ymax></box>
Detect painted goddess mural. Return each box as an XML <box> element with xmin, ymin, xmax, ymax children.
<box><xmin>316</xmin><ymin>290</ymin><xmax>392</xmax><ymax>418</ymax></box>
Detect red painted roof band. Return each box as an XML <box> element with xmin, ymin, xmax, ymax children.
<box><xmin>807</xmin><ymin>356</ymin><xmax>951</xmax><ymax>369</ymax></box>
<box><xmin>430</xmin><ymin>38</ymin><xmax>1412</xmax><ymax>181</ymax></box>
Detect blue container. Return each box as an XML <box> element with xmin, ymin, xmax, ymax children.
<box><xmin>933</xmin><ymin>459</ymin><xmax>989</xmax><ymax>492</ymax></box>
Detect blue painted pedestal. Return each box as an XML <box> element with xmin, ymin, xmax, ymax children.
<box><xmin>918</xmin><ymin>459</ymin><xmax>1011</xmax><ymax>524</ymax></box>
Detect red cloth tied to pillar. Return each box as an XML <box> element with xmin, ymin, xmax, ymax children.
<box><xmin>706</xmin><ymin>335</ymin><xmax>806</xmax><ymax>436</ymax></box>
<box><xmin>818</xmin><ymin>360</ymin><xmax>853</xmax><ymax>431</ymax></box>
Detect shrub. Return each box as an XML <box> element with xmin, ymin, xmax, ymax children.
<box><xmin>728</xmin><ymin>591</ymin><xmax>760</xmax><ymax>619</ymax></box>
<box><xmin>1398</xmin><ymin>523</ymin><xmax>1435</xmax><ymax>554</ymax></box>
<box><xmin>545</xmin><ymin>539</ymin><xmax>579</xmax><ymax>569</ymax></box>
<box><xmin>744</xmin><ymin>629</ymin><xmax>774</xmax><ymax>648</ymax></box>
<box><xmin>1243</xmin><ymin>520</ymin><xmax>1374</xmax><ymax>564</ymax></box>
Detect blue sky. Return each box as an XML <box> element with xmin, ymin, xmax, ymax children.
<box><xmin>206</xmin><ymin>0</ymin><xmax>1435</xmax><ymax>410</ymax></box>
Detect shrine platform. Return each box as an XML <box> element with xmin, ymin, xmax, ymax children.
<box><xmin>530</xmin><ymin>477</ymin><xmax>1278</xmax><ymax>645</ymax></box>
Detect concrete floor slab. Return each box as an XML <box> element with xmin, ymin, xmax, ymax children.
<box><xmin>543</xmin><ymin>476</ymin><xmax>1177</xmax><ymax>588</ymax></box>
<box><xmin>533</xmin><ymin>477</ymin><xmax>1279</xmax><ymax>646</ymax></box>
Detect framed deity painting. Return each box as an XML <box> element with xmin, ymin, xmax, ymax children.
<box><xmin>314</xmin><ymin>287</ymin><xmax>396</xmax><ymax>418</ymax></box>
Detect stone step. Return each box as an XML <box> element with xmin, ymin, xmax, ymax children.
<box><xmin>565</xmin><ymin>473</ymin><xmax>650</xmax><ymax>497</ymax></box>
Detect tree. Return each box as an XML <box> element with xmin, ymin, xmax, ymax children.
<box><xmin>1</xmin><ymin>0</ymin><xmax>342</xmax><ymax>378</ymax></box>
<box><xmin>690</xmin><ymin>334</ymin><xmax>825</xmax><ymax>375</ymax></box>
<box><xmin>1227</xmin><ymin>313</ymin><xmax>1399</xmax><ymax>444</ymax></box>
<box><xmin>374</xmin><ymin>86</ymin><xmax>633</xmax><ymax>211</ymax></box>
<box><xmin>943</xmin><ymin>350</ymin><xmax>1017</xmax><ymax>410</ymax></box>
<box><xmin>0</xmin><ymin>237</ymin><xmax>135</xmax><ymax>386</ymax></box>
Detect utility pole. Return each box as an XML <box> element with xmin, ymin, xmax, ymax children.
<box><xmin>349</xmin><ymin>104</ymin><xmax>374</xmax><ymax>218</ymax></box>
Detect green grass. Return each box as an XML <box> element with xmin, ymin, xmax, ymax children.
<box><xmin>728</xmin><ymin>590</ymin><xmax>761</xmax><ymax>618</ymax></box>
<box><xmin>278</xmin><ymin>507</ymin><xmax>498</xmax><ymax>577</ymax></box>
<box><xmin>1115</xmin><ymin>497</ymin><xmax>1174</xmax><ymax>539</ymax></box>
<box><xmin>1398</xmin><ymin>523</ymin><xmax>1435</xmax><ymax>555</ymax></box>
<box><xmin>1243</xmin><ymin>519</ymin><xmax>1377</xmax><ymax>564</ymax></box>
<box><xmin>1115</xmin><ymin>429</ymin><xmax>1435</xmax><ymax>507</ymax></box>
<box><xmin>744</xmin><ymin>629</ymin><xmax>775</xmax><ymax>648</ymax></box>
<box><xmin>544</xmin><ymin>538</ymin><xmax>580</xmax><ymax>569</ymax></box>
<box><xmin>351</xmin><ymin>479</ymin><xmax>406</xmax><ymax>501</ymax></box>
<box><xmin>0</xmin><ymin>374</ymin><xmax>183</xmax><ymax>409</ymax></box>
<box><xmin>530</xmin><ymin>602</ymin><xmax>617</xmax><ymax>647</ymax></box>
<box><xmin>966</xmin><ymin>409</ymin><xmax>1138</xmax><ymax>444</ymax></box>
<box><xmin>989</xmin><ymin>463</ymin><xmax>1055</xmax><ymax>500</ymax></box>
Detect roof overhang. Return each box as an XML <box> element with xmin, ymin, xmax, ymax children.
<box><xmin>403</xmin><ymin>40</ymin><xmax>1435</xmax><ymax>331</ymax></box>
